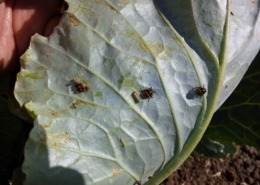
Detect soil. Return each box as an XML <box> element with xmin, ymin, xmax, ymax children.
<box><xmin>160</xmin><ymin>146</ymin><xmax>260</xmax><ymax>185</ymax></box>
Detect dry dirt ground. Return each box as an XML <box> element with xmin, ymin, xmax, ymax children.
<box><xmin>160</xmin><ymin>146</ymin><xmax>260</xmax><ymax>185</ymax></box>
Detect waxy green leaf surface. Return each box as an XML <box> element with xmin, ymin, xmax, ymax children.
<box><xmin>14</xmin><ymin>0</ymin><xmax>260</xmax><ymax>184</ymax></box>
<box><xmin>201</xmin><ymin>52</ymin><xmax>260</xmax><ymax>152</ymax></box>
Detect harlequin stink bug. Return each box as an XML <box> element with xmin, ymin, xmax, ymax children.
<box><xmin>195</xmin><ymin>86</ymin><xmax>206</xmax><ymax>96</ymax></box>
<box><xmin>141</xmin><ymin>86</ymin><xmax>157</xmax><ymax>101</ymax></box>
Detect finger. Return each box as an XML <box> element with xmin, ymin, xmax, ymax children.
<box><xmin>0</xmin><ymin>0</ymin><xmax>17</xmax><ymax>73</ymax></box>
<box><xmin>13</xmin><ymin>0</ymin><xmax>62</xmax><ymax>56</ymax></box>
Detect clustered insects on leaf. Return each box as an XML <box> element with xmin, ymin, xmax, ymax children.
<box><xmin>73</xmin><ymin>78</ymin><xmax>90</xmax><ymax>94</ymax></box>
<box><xmin>71</xmin><ymin>77</ymin><xmax>206</xmax><ymax>185</ymax></box>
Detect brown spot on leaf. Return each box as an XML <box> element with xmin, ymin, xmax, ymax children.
<box><xmin>138</xmin><ymin>44</ymin><xmax>149</xmax><ymax>53</ymax></box>
<box><xmin>69</xmin><ymin>103</ymin><xmax>76</xmax><ymax>109</ymax></box>
<box><xmin>108</xmin><ymin>5</ymin><xmax>115</xmax><ymax>11</ymax></box>
<box><xmin>46</xmin><ymin>132</ymin><xmax>70</xmax><ymax>147</ymax></box>
<box><xmin>39</xmin><ymin>136</ymin><xmax>47</xmax><ymax>143</ymax></box>
<box><xmin>73</xmin><ymin>100</ymin><xmax>82</xmax><ymax>106</ymax></box>
<box><xmin>61</xmin><ymin>22</ymin><xmax>67</xmax><ymax>28</ymax></box>
<box><xmin>41</xmin><ymin>124</ymin><xmax>50</xmax><ymax>128</ymax></box>
<box><xmin>69</xmin><ymin>14</ymin><xmax>79</xmax><ymax>26</ymax></box>
<box><xmin>52</xmin><ymin>142</ymin><xmax>58</xmax><ymax>147</ymax></box>
<box><xmin>37</xmin><ymin>146</ymin><xmax>45</xmax><ymax>153</ymax></box>
<box><xmin>47</xmin><ymin>109</ymin><xmax>58</xmax><ymax>116</ymax></box>
<box><xmin>112</xmin><ymin>168</ymin><xmax>122</xmax><ymax>176</ymax></box>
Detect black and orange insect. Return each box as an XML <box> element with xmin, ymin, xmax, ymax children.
<box><xmin>141</xmin><ymin>86</ymin><xmax>157</xmax><ymax>101</ymax></box>
<box><xmin>134</xmin><ymin>181</ymin><xmax>142</xmax><ymax>185</ymax></box>
<box><xmin>195</xmin><ymin>86</ymin><xmax>206</xmax><ymax>96</ymax></box>
<box><xmin>73</xmin><ymin>78</ymin><xmax>90</xmax><ymax>94</ymax></box>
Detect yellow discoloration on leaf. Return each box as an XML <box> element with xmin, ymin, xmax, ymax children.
<box><xmin>93</xmin><ymin>91</ymin><xmax>102</xmax><ymax>97</ymax></box>
<box><xmin>39</xmin><ymin>136</ymin><xmax>48</xmax><ymax>143</ymax></box>
<box><xmin>118</xmin><ymin>0</ymin><xmax>130</xmax><ymax>7</ymax></box>
<box><xmin>69</xmin><ymin>103</ymin><xmax>77</xmax><ymax>109</ymax></box>
<box><xmin>69</xmin><ymin>100</ymin><xmax>97</xmax><ymax>108</ymax></box>
<box><xmin>36</xmin><ymin>66</ymin><xmax>46</xmax><ymax>70</ymax></box>
<box><xmin>138</xmin><ymin>44</ymin><xmax>149</xmax><ymax>53</ymax></box>
<box><xmin>118</xmin><ymin>73</ymin><xmax>141</xmax><ymax>87</ymax></box>
<box><xmin>41</xmin><ymin>124</ymin><xmax>50</xmax><ymax>128</ymax></box>
<box><xmin>44</xmin><ymin>91</ymin><xmax>52</xmax><ymax>96</ymax></box>
<box><xmin>24</xmin><ymin>103</ymin><xmax>37</xmax><ymax>119</ymax></box>
<box><xmin>147</xmin><ymin>42</ymin><xmax>172</xmax><ymax>56</ymax></box>
<box><xmin>112</xmin><ymin>168</ymin><xmax>122</xmax><ymax>176</ymax></box>
<box><xmin>37</xmin><ymin>146</ymin><xmax>45</xmax><ymax>153</ymax></box>
<box><xmin>61</xmin><ymin>22</ymin><xmax>67</xmax><ymax>28</ymax></box>
<box><xmin>16</xmin><ymin>73</ymin><xmax>22</xmax><ymax>82</ymax></box>
<box><xmin>20</xmin><ymin>52</ymin><xmax>30</xmax><ymax>63</ymax></box>
<box><xmin>21</xmin><ymin>71</ymin><xmax>44</xmax><ymax>79</ymax></box>
<box><xmin>171</xmin><ymin>37</ymin><xmax>178</xmax><ymax>42</ymax></box>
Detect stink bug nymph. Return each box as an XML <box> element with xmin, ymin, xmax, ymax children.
<box><xmin>195</xmin><ymin>86</ymin><xmax>206</xmax><ymax>96</ymax></box>
<box><xmin>141</xmin><ymin>86</ymin><xmax>158</xmax><ymax>101</ymax></box>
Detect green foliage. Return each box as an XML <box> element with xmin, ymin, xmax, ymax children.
<box><xmin>198</xmin><ymin>54</ymin><xmax>260</xmax><ymax>155</ymax></box>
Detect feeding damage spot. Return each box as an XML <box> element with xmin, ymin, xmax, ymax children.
<box><xmin>108</xmin><ymin>5</ymin><xmax>116</xmax><ymax>11</ymax></box>
<box><xmin>49</xmin><ymin>132</ymin><xmax>70</xmax><ymax>147</ymax></box>
<box><xmin>39</xmin><ymin>136</ymin><xmax>47</xmax><ymax>143</ymax></box>
<box><xmin>41</xmin><ymin>124</ymin><xmax>50</xmax><ymax>128</ymax></box>
<box><xmin>112</xmin><ymin>168</ymin><xmax>122</xmax><ymax>176</ymax></box>
<box><xmin>21</xmin><ymin>71</ymin><xmax>44</xmax><ymax>79</ymax></box>
<box><xmin>36</xmin><ymin>66</ymin><xmax>46</xmax><ymax>70</ymax></box>
<box><xmin>69</xmin><ymin>100</ymin><xmax>86</xmax><ymax>109</ymax></box>
<box><xmin>47</xmin><ymin>109</ymin><xmax>58</xmax><ymax>116</ymax></box>
<box><xmin>68</xmin><ymin>14</ymin><xmax>79</xmax><ymax>26</ymax></box>
<box><xmin>138</xmin><ymin>44</ymin><xmax>149</xmax><ymax>53</ymax></box>
<box><xmin>37</xmin><ymin>146</ymin><xmax>45</xmax><ymax>153</ymax></box>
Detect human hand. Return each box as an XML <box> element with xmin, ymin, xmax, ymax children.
<box><xmin>0</xmin><ymin>0</ymin><xmax>64</xmax><ymax>74</ymax></box>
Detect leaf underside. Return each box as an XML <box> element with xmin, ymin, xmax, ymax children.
<box><xmin>14</xmin><ymin>0</ymin><xmax>260</xmax><ymax>184</ymax></box>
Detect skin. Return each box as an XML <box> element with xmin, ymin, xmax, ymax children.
<box><xmin>0</xmin><ymin>0</ymin><xmax>64</xmax><ymax>74</ymax></box>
